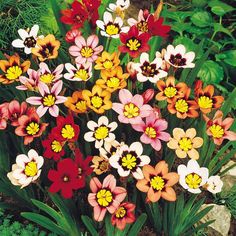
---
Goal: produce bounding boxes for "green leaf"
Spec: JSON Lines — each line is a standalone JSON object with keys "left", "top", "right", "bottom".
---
{"left": 221, "top": 88, "right": 236, "bottom": 114}
{"left": 105, "top": 215, "right": 115, "bottom": 236}
{"left": 213, "top": 23, "right": 234, "bottom": 38}
{"left": 191, "top": 11, "right": 212, "bottom": 28}
{"left": 208, "top": 0, "right": 235, "bottom": 16}
{"left": 127, "top": 213, "right": 147, "bottom": 236}
{"left": 81, "top": 216, "right": 99, "bottom": 236}
{"left": 216, "top": 50, "right": 236, "bottom": 67}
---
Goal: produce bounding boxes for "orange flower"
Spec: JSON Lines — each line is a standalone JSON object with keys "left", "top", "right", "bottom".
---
{"left": 0, "top": 54, "right": 30, "bottom": 84}
{"left": 64, "top": 91, "right": 87, "bottom": 113}
{"left": 32, "top": 34, "right": 60, "bottom": 61}
{"left": 82, "top": 85, "right": 112, "bottom": 114}
{"left": 136, "top": 161, "right": 179, "bottom": 202}
{"left": 156, "top": 76, "right": 187, "bottom": 102}
{"left": 94, "top": 51, "right": 120, "bottom": 71}
{"left": 91, "top": 155, "right": 110, "bottom": 175}
{"left": 96, "top": 66, "right": 129, "bottom": 93}
{"left": 167, "top": 88, "right": 199, "bottom": 119}
{"left": 194, "top": 80, "right": 224, "bottom": 114}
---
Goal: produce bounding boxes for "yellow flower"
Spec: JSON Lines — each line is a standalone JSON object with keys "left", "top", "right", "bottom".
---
{"left": 64, "top": 91, "right": 87, "bottom": 113}
{"left": 167, "top": 128, "right": 203, "bottom": 160}
{"left": 91, "top": 155, "right": 110, "bottom": 175}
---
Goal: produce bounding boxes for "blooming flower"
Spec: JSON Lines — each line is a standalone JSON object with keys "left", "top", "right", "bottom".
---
{"left": 65, "top": 29, "right": 82, "bottom": 43}
{"left": 7, "top": 149, "right": 44, "bottom": 188}
{"left": 111, "top": 202, "right": 135, "bottom": 230}
{"left": 119, "top": 25, "right": 151, "bottom": 58}
{"left": 164, "top": 44, "right": 195, "bottom": 68}
{"left": 112, "top": 89, "right": 153, "bottom": 124}
{"left": 167, "top": 128, "right": 203, "bottom": 160}
{"left": 88, "top": 174, "right": 127, "bottom": 221}
{"left": 69, "top": 35, "right": 103, "bottom": 64}
{"left": 99, "top": 140, "right": 123, "bottom": 159}
{"left": 109, "top": 142, "right": 150, "bottom": 179}
{"left": 177, "top": 159, "right": 209, "bottom": 194}
{"left": 136, "top": 161, "right": 179, "bottom": 202}
{"left": 26, "top": 81, "right": 67, "bottom": 117}
{"left": 107, "top": 0, "right": 130, "bottom": 17}
{"left": 91, "top": 155, "right": 110, "bottom": 175}
{"left": 84, "top": 116, "right": 117, "bottom": 149}
{"left": 204, "top": 176, "right": 223, "bottom": 194}
{"left": 0, "top": 102, "right": 9, "bottom": 130}
{"left": 132, "top": 52, "right": 168, "bottom": 83}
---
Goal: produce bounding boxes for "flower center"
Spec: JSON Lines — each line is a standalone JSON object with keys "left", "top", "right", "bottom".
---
{"left": 43, "top": 94, "right": 56, "bottom": 107}
{"left": 141, "top": 61, "right": 158, "bottom": 77}
{"left": 175, "top": 99, "right": 189, "bottom": 113}
{"left": 164, "top": 87, "right": 177, "bottom": 98}
{"left": 103, "top": 60, "right": 113, "bottom": 69}
{"left": 40, "top": 74, "right": 55, "bottom": 83}
{"left": 25, "top": 161, "right": 38, "bottom": 177}
{"left": 75, "top": 69, "right": 89, "bottom": 81}
{"left": 98, "top": 159, "right": 109, "bottom": 172}
{"left": 169, "top": 54, "right": 186, "bottom": 66}
{"left": 75, "top": 101, "right": 87, "bottom": 111}
{"left": 121, "top": 153, "right": 137, "bottom": 170}
{"left": 105, "top": 23, "right": 120, "bottom": 35}
{"left": 6, "top": 66, "right": 22, "bottom": 80}
{"left": 179, "top": 137, "right": 192, "bottom": 151}
{"left": 145, "top": 127, "right": 157, "bottom": 139}
{"left": 80, "top": 46, "right": 94, "bottom": 58}
{"left": 106, "top": 77, "right": 120, "bottom": 88}
{"left": 115, "top": 206, "right": 127, "bottom": 218}
{"left": 94, "top": 126, "right": 109, "bottom": 140}
{"left": 51, "top": 140, "right": 62, "bottom": 153}
{"left": 26, "top": 122, "right": 39, "bottom": 135}
{"left": 63, "top": 175, "right": 69, "bottom": 182}
{"left": 91, "top": 96, "right": 103, "bottom": 108}
{"left": 124, "top": 103, "right": 140, "bottom": 118}
{"left": 137, "top": 21, "right": 148, "bottom": 32}
{"left": 198, "top": 96, "right": 213, "bottom": 109}
{"left": 209, "top": 124, "right": 224, "bottom": 138}
{"left": 185, "top": 173, "right": 202, "bottom": 189}
{"left": 126, "top": 38, "right": 141, "bottom": 51}
{"left": 96, "top": 189, "right": 113, "bottom": 207}
{"left": 61, "top": 124, "right": 75, "bottom": 139}
{"left": 150, "top": 176, "right": 165, "bottom": 191}
{"left": 24, "top": 36, "right": 36, "bottom": 48}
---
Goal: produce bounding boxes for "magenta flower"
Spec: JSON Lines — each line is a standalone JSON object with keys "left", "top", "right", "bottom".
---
{"left": 112, "top": 89, "right": 153, "bottom": 124}
{"left": 0, "top": 102, "right": 9, "bottom": 130}
{"left": 26, "top": 81, "right": 67, "bottom": 117}
{"left": 132, "top": 112, "right": 170, "bottom": 151}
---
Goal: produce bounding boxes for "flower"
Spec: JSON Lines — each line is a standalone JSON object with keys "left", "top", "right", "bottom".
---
{"left": 65, "top": 29, "right": 82, "bottom": 43}
{"left": 204, "top": 176, "right": 223, "bottom": 194}
{"left": 12, "top": 24, "right": 42, "bottom": 54}
{"left": 64, "top": 91, "right": 88, "bottom": 114}
{"left": 164, "top": 44, "right": 195, "bottom": 68}
{"left": 167, "top": 128, "right": 203, "bottom": 160}
{"left": 0, "top": 102, "right": 9, "bottom": 130}
{"left": 194, "top": 80, "right": 224, "bottom": 114}
{"left": 91, "top": 155, "right": 110, "bottom": 175}
{"left": 83, "top": 0, "right": 101, "bottom": 26}
{"left": 82, "top": 85, "right": 112, "bottom": 114}
{"left": 119, "top": 25, "right": 151, "bottom": 58}
{"left": 88, "top": 174, "right": 127, "bottom": 221}
{"left": 156, "top": 76, "right": 187, "bottom": 102}
{"left": 7, "top": 149, "right": 44, "bottom": 188}
{"left": 64, "top": 63, "right": 92, "bottom": 82}
{"left": 96, "top": 12, "right": 129, "bottom": 38}
{"left": 177, "top": 159, "right": 209, "bottom": 194}
{"left": 84, "top": 116, "right": 117, "bottom": 149}
{"left": 26, "top": 81, "right": 67, "bottom": 117}
{"left": 167, "top": 88, "right": 199, "bottom": 119}
{"left": 109, "top": 142, "right": 150, "bottom": 179}
{"left": 204, "top": 110, "right": 236, "bottom": 145}
{"left": 32, "top": 34, "right": 60, "bottom": 61}
{"left": 107, "top": 0, "right": 130, "bottom": 17}
{"left": 0, "top": 54, "right": 30, "bottom": 84}
{"left": 99, "top": 140, "right": 123, "bottom": 159}
{"left": 132, "top": 52, "right": 168, "bottom": 83}
{"left": 111, "top": 202, "right": 135, "bottom": 230}
{"left": 142, "top": 88, "right": 155, "bottom": 104}
{"left": 132, "top": 112, "right": 170, "bottom": 151}
{"left": 15, "top": 111, "right": 48, "bottom": 145}
{"left": 69, "top": 35, "right": 103, "bottom": 64}
{"left": 112, "top": 89, "right": 153, "bottom": 124}
{"left": 136, "top": 161, "right": 179, "bottom": 202}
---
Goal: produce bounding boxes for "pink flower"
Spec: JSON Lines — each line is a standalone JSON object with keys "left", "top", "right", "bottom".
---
{"left": 142, "top": 89, "right": 155, "bottom": 104}
{"left": 88, "top": 174, "right": 127, "bottom": 222}
{"left": 0, "top": 102, "right": 9, "bottom": 130}
{"left": 112, "top": 89, "right": 153, "bottom": 124}
{"left": 65, "top": 29, "right": 82, "bottom": 43}
{"left": 69, "top": 35, "right": 103, "bottom": 64}
{"left": 26, "top": 81, "right": 67, "bottom": 117}
{"left": 132, "top": 112, "right": 170, "bottom": 151}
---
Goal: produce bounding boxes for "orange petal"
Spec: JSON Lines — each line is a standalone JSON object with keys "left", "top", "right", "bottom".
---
{"left": 147, "top": 188, "right": 161, "bottom": 202}
{"left": 164, "top": 173, "right": 179, "bottom": 186}
{"left": 155, "top": 161, "right": 168, "bottom": 176}
{"left": 136, "top": 179, "right": 149, "bottom": 192}
{"left": 161, "top": 187, "right": 176, "bottom": 201}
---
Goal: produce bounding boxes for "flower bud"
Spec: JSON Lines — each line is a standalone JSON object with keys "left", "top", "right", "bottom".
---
{"left": 126, "top": 62, "right": 137, "bottom": 81}
{"left": 142, "top": 89, "right": 155, "bottom": 104}
{"left": 65, "top": 29, "right": 81, "bottom": 43}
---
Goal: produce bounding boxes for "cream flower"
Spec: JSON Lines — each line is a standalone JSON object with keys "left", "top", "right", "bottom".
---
{"left": 107, "top": 0, "right": 130, "bottom": 13}
{"left": 205, "top": 176, "right": 223, "bottom": 194}
{"left": 99, "top": 140, "right": 123, "bottom": 159}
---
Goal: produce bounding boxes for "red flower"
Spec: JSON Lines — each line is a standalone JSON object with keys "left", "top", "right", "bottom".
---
{"left": 147, "top": 16, "right": 171, "bottom": 37}
{"left": 119, "top": 25, "right": 151, "bottom": 58}
{"left": 65, "top": 29, "right": 82, "bottom": 43}
{"left": 83, "top": 0, "right": 101, "bottom": 26}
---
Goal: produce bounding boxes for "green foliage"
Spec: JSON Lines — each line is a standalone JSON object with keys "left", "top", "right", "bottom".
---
{"left": 191, "top": 11, "right": 212, "bottom": 28}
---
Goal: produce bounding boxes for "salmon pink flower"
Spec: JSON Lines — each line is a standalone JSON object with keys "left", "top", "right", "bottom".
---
{"left": 141, "top": 89, "right": 155, "bottom": 104}
{"left": 88, "top": 174, "right": 127, "bottom": 221}
{"left": 0, "top": 102, "right": 9, "bottom": 130}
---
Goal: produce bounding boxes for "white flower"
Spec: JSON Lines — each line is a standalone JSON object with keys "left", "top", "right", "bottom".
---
{"left": 7, "top": 149, "right": 44, "bottom": 188}
{"left": 133, "top": 52, "right": 168, "bottom": 83}
{"left": 164, "top": 44, "right": 195, "bottom": 68}
{"left": 84, "top": 116, "right": 118, "bottom": 149}
{"left": 107, "top": 0, "right": 130, "bottom": 12}
{"left": 64, "top": 62, "right": 92, "bottom": 82}
{"left": 12, "top": 25, "right": 43, "bottom": 54}
{"left": 99, "top": 140, "right": 124, "bottom": 159}
{"left": 96, "top": 12, "right": 129, "bottom": 38}
{"left": 205, "top": 176, "right": 223, "bottom": 194}
{"left": 177, "top": 159, "right": 209, "bottom": 194}
{"left": 109, "top": 142, "right": 150, "bottom": 179}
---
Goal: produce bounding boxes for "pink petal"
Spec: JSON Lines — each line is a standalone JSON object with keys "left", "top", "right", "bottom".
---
{"left": 36, "top": 105, "right": 48, "bottom": 117}
{"left": 154, "top": 119, "right": 168, "bottom": 131}
{"left": 88, "top": 193, "right": 98, "bottom": 207}
{"left": 55, "top": 96, "right": 67, "bottom": 104}
{"left": 140, "top": 134, "right": 151, "bottom": 144}
{"left": 102, "top": 174, "right": 116, "bottom": 191}
{"left": 129, "top": 116, "right": 143, "bottom": 125}
{"left": 113, "top": 187, "right": 127, "bottom": 202}
{"left": 94, "top": 206, "right": 106, "bottom": 222}
{"left": 112, "top": 103, "right": 124, "bottom": 114}
{"left": 69, "top": 45, "right": 81, "bottom": 57}
{"left": 49, "top": 105, "right": 59, "bottom": 117}
{"left": 53, "top": 64, "right": 64, "bottom": 76}
{"left": 119, "top": 89, "right": 132, "bottom": 104}
{"left": 87, "top": 35, "right": 98, "bottom": 48}
{"left": 224, "top": 131, "right": 236, "bottom": 141}
{"left": 131, "top": 94, "right": 144, "bottom": 107}
{"left": 26, "top": 97, "right": 42, "bottom": 105}
{"left": 132, "top": 122, "right": 145, "bottom": 132}
{"left": 158, "top": 131, "right": 171, "bottom": 141}
{"left": 51, "top": 80, "right": 63, "bottom": 95}
{"left": 90, "top": 177, "right": 102, "bottom": 193}
{"left": 150, "top": 139, "right": 162, "bottom": 151}
{"left": 75, "top": 36, "right": 86, "bottom": 48}
{"left": 140, "top": 104, "right": 152, "bottom": 117}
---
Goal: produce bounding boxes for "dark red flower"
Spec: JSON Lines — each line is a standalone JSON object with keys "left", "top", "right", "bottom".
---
{"left": 83, "top": 0, "right": 101, "bottom": 26}
{"left": 119, "top": 25, "right": 151, "bottom": 58}
{"left": 147, "top": 16, "right": 171, "bottom": 37}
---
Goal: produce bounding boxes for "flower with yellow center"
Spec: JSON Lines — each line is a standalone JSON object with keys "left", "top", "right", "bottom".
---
{"left": 75, "top": 69, "right": 89, "bottom": 81}
{"left": 175, "top": 99, "right": 189, "bottom": 113}
{"left": 209, "top": 124, "right": 224, "bottom": 138}
{"left": 40, "top": 74, "right": 55, "bottom": 84}
{"left": 26, "top": 122, "right": 40, "bottom": 135}
{"left": 96, "top": 189, "right": 113, "bottom": 207}
{"left": 121, "top": 154, "right": 137, "bottom": 170}
{"left": 198, "top": 96, "right": 213, "bottom": 109}
{"left": 91, "top": 156, "right": 110, "bottom": 175}
{"left": 25, "top": 161, "right": 38, "bottom": 177}
{"left": 94, "top": 126, "right": 109, "bottom": 140}
{"left": 80, "top": 46, "right": 94, "bottom": 58}
{"left": 105, "top": 23, "right": 120, "bottom": 36}
{"left": 178, "top": 137, "right": 192, "bottom": 152}
{"left": 185, "top": 173, "right": 202, "bottom": 189}
{"left": 51, "top": 140, "right": 63, "bottom": 153}
{"left": 115, "top": 206, "right": 126, "bottom": 218}
{"left": 43, "top": 94, "right": 56, "bottom": 107}
{"left": 124, "top": 103, "right": 140, "bottom": 118}
{"left": 6, "top": 66, "right": 23, "bottom": 81}
{"left": 150, "top": 176, "right": 165, "bottom": 191}
{"left": 164, "top": 87, "right": 177, "bottom": 98}
{"left": 126, "top": 38, "right": 141, "bottom": 51}
{"left": 61, "top": 124, "right": 75, "bottom": 139}
{"left": 145, "top": 127, "right": 157, "bottom": 139}
{"left": 95, "top": 51, "right": 120, "bottom": 71}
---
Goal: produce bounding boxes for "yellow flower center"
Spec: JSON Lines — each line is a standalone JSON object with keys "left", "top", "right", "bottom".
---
{"left": 43, "top": 94, "right": 56, "bottom": 107}
{"left": 115, "top": 206, "right": 126, "bottom": 218}
{"left": 209, "top": 124, "right": 224, "bottom": 138}
{"left": 75, "top": 101, "right": 87, "bottom": 111}
{"left": 121, "top": 153, "right": 137, "bottom": 170}
{"left": 198, "top": 96, "right": 213, "bottom": 109}
{"left": 137, "top": 21, "right": 149, "bottom": 32}
{"left": 40, "top": 74, "right": 55, "bottom": 83}
{"left": 105, "top": 24, "right": 120, "bottom": 35}
{"left": 126, "top": 38, "right": 141, "bottom": 51}
{"left": 103, "top": 60, "right": 113, "bottom": 69}
{"left": 91, "top": 96, "right": 103, "bottom": 108}
{"left": 145, "top": 127, "right": 157, "bottom": 139}
{"left": 150, "top": 176, "right": 165, "bottom": 191}
{"left": 25, "top": 161, "right": 38, "bottom": 177}
{"left": 185, "top": 173, "right": 202, "bottom": 189}
{"left": 51, "top": 140, "right": 62, "bottom": 153}
{"left": 179, "top": 137, "right": 192, "bottom": 151}
{"left": 124, "top": 103, "right": 140, "bottom": 118}
{"left": 6, "top": 66, "right": 23, "bottom": 80}
{"left": 26, "top": 122, "right": 39, "bottom": 135}
{"left": 80, "top": 46, "right": 94, "bottom": 58}
{"left": 94, "top": 126, "right": 109, "bottom": 140}
{"left": 75, "top": 69, "right": 89, "bottom": 81}
{"left": 96, "top": 189, "right": 113, "bottom": 207}
{"left": 61, "top": 124, "right": 75, "bottom": 139}
{"left": 164, "top": 87, "right": 177, "bottom": 98}
{"left": 175, "top": 99, "right": 188, "bottom": 113}
{"left": 106, "top": 77, "right": 120, "bottom": 88}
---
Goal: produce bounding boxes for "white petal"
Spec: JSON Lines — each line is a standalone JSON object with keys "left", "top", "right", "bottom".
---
{"left": 174, "top": 44, "right": 186, "bottom": 56}
{"left": 140, "top": 53, "right": 149, "bottom": 64}
{"left": 29, "top": 24, "right": 39, "bottom": 37}
{"left": 98, "top": 116, "right": 109, "bottom": 126}
{"left": 16, "top": 154, "right": 29, "bottom": 168}
{"left": 132, "top": 168, "right": 144, "bottom": 179}
{"left": 84, "top": 131, "right": 95, "bottom": 142}
{"left": 12, "top": 39, "right": 25, "bottom": 48}
{"left": 28, "top": 149, "right": 38, "bottom": 160}
{"left": 18, "top": 29, "right": 29, "bottom": 40}
{"left": 130, "top": 142, "right": 143, "bottom": 156}
{"left": 87, "top": 120, "right": 98, "bottom": 130}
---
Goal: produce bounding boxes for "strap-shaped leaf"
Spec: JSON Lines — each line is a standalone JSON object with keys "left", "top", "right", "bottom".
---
{"left": 127, "top": 213, "right": 147, "bottom": 236}
{"left": 81, "top": 215, "right": 99, "bottom": 236}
